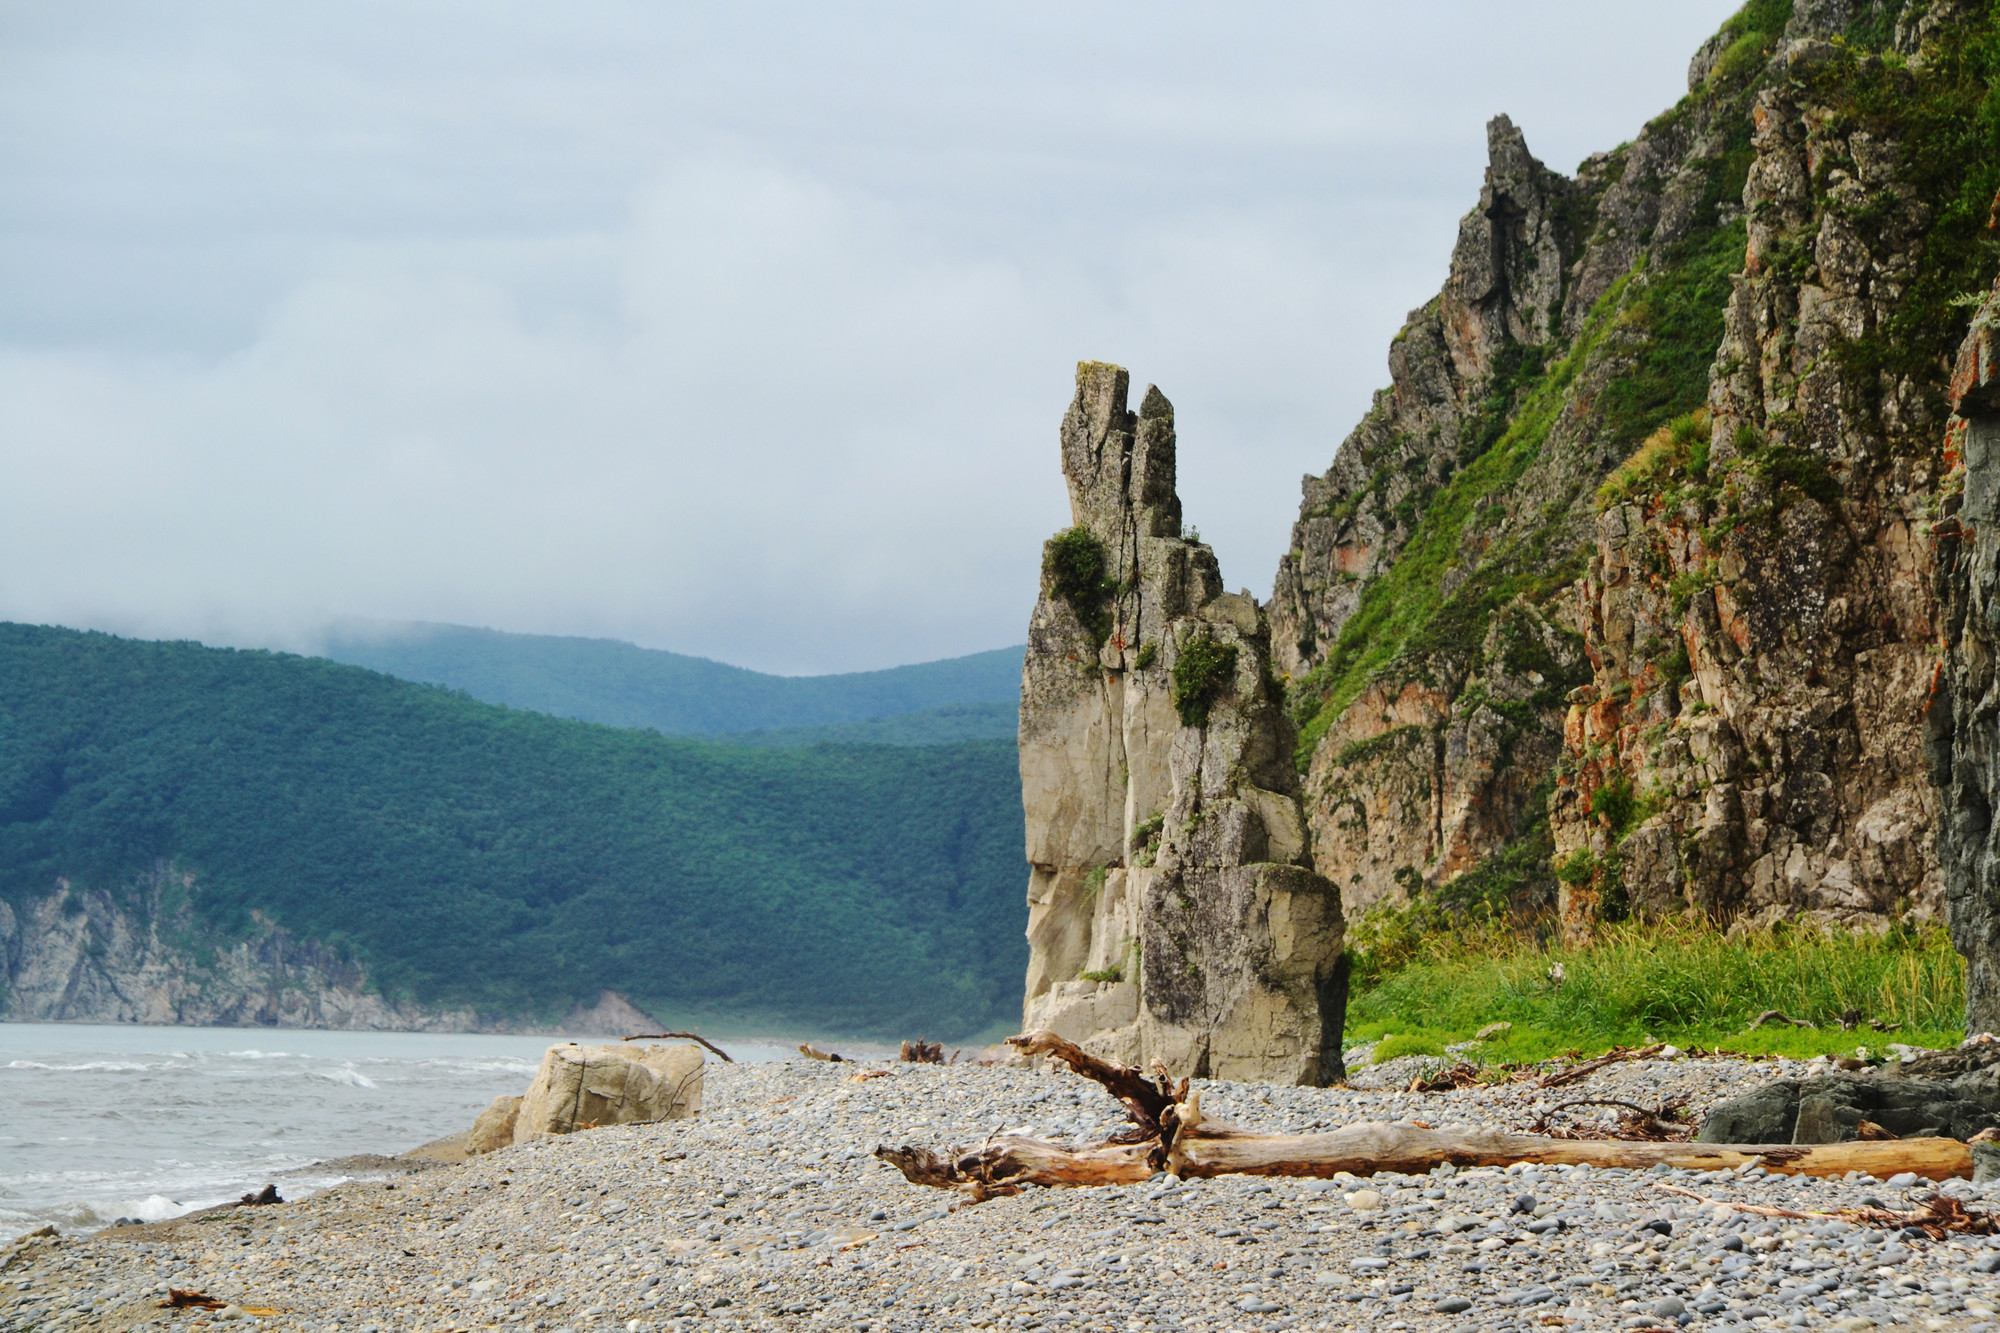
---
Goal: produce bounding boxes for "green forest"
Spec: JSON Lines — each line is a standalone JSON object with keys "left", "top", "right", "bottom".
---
{"left": 0, "top": 623, "right": 1027, "bottom": 1039}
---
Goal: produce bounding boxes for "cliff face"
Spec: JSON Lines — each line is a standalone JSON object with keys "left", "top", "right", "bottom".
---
{"left": 1272, "top": 0, "right": 1997, "bottom": 940}
{"left": 1931, "top": 279, "right": 2000, "bottom": 1032}
{"left": 0, "top": 866, "right": 653, "bottom": 1033}
{"left": 1020, "top": 364, "right": 1344, "bottom": 1085}
{"left": 1550, "top": 2, "right": 1976, "bottom": 936}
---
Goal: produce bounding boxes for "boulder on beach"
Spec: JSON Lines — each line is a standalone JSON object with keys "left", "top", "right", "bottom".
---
{"left": 512, "top": 1042, "right": 704, "bottom": 1145}
{"left": 1698, "top": 1064, "right": 2000, "bottom": 1144}
{"left": 468, "top": 1095, "right": 523, "bottom": 1154}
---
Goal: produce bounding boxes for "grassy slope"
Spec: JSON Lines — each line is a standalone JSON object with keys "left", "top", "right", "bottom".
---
{"left": 318, "top": 621, "right": 1025, "bottom": 736}
{"left": 1286, "top": 0, "right": 1806, "bottom": 766}
{"left": 0, "top": 623, "right": 1026, "bottom": 1040}
{"left": 1346, "top": 921, "right": 1962, "bottom": 1065}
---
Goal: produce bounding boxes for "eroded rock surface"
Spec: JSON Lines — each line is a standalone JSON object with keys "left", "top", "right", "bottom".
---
{"left": 513, "top": 1043, "right": 705, "bottom": 1144}
{"left": 1549, "top": 25, "right": 1957, "bottom": 937}
{"left": 0, "top": 867, "right": 479, "bottom": 1030}
{"left": 1020, "top": 364, "right": 1343, "bottom": 1084}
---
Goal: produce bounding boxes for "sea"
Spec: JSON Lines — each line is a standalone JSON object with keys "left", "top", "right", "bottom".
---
{"left": 0, "top": 1022, "right": 805, "bottom": 1243}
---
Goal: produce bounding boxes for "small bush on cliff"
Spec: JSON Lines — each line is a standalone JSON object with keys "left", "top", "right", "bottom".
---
{"left": 1586, "top": 770, "right": 1648, "bottom": 838}
{"left": 1745, "top": 440, "right": 1843, "bottom": 507}
{"left": 1170, "top": 632, "right": 1238, "bottom": 728}
{"left": 1043, "top": 526, "right": 1118, "bottom": 645}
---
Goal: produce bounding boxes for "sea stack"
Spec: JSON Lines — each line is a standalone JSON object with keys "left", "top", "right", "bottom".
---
{"left": 1018, "top": 361, "right": 1346, "bottom": 1085}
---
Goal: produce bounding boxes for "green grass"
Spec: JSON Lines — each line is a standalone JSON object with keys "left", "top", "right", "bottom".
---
{"left": 1288, "top": 275, "right": 1634, "bottom": 764}
{"left": 1346, "top": 915, "right": 1963, "bottom": 1065}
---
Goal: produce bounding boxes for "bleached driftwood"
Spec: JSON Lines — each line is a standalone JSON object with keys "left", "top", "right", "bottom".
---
{"left": 871, "top": 1031, "right": 1973, "bottom": 1200}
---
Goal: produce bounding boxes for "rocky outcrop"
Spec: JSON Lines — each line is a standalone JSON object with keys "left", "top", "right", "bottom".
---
{"left": 1548, "top": 13, "right": 1972, "bottom": 936}
{"left": 1271, "top": 97, "right": 1728, "bottom": 920}
{"left": 0, "top": 868, "right": 477, "bottom": 1029}
{"left": 1268, "top": 115, "right": 1585, "bottom": 691}
{"left": 1930, "top": 279, "right": 2000, "bottom": 1031}
{"left": 512, "top": 1042, "right": 704, "bottom": 1143}
{"left": 1020, "top": 363, "right": 1344, "bottom": 1084}
{"left": 1272, "top": 2, "right": 1990, "bottom": 946}
{"left": 0, "top": 867, "right": 663, "bottom": 1033}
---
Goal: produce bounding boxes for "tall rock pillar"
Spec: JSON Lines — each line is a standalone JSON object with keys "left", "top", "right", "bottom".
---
{"left": 1930, "top": 280, "right": 2000, "bottom": 1034}
{"left": 1019, "top": 362, "right": 1346, "bottom": 1084}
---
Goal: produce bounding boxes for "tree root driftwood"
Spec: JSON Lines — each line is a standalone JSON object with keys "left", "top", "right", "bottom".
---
{"left": 871, "top": 1031, "right": 1975, "bottom": 1203}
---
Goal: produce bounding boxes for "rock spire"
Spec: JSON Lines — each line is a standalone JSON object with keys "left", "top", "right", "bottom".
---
{"left": 1018, "top": 363, "right": 1345, "bottom": 1084}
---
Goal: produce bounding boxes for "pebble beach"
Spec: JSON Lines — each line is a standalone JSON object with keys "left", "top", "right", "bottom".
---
{"left": 7, "top": 1049, "right": 2000, "bottom": 1333}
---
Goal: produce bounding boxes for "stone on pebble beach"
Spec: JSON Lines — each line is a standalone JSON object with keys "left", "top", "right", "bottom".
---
{"left": 513, "top": 1041, "right": 704, "bottom": 1144}
{"left": 468, "top": 1094, "right": 523, "bottom": 1154}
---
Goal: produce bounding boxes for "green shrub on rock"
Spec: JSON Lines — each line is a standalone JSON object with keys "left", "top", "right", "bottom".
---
{"left": 1170, "top": 632, "right": 1238, "bottom": 728}
{"left": 1042, "top": 526, "right": 1118, "bottom": 646}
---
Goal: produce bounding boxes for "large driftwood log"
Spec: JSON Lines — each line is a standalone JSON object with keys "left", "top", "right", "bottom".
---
{"left": 871, "top": 1031, "right": 1973, "bottom": 1199}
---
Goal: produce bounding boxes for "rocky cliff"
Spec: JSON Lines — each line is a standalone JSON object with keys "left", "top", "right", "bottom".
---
{"left": 0, "top": 865, "right": 658, "bottom": 1033}
{"left": 1019, "top": 364, "right": 1345, "bottom": 1084}
{"left": 1270, "top": 0, "right": 1999, "bottom": 944}
{"left": 1931, "top": 278, "right": 2000, "bottom": 1032}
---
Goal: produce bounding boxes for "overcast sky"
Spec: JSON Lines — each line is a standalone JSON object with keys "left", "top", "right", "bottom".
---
{"left": 1, "top": 1, "right": 1743, "bottom": 674}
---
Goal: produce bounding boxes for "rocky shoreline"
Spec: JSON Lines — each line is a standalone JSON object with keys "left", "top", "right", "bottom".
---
{"left": 8, "top": 1050, "right": 2000, "bottom": 1332}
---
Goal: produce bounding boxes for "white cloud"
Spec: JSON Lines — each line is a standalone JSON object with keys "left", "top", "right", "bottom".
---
{"left": 0, "top": 0, "right": 1743, "bottom": 672}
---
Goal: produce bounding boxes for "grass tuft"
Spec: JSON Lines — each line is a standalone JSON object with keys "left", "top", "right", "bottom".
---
{"left": 1596, "top": 410, "right": 1712, "bottom": 511}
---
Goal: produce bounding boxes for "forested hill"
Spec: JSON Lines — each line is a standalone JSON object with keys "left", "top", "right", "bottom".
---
{"left": 0, "top": 623, "right": 1026, "bottom": 1038}
{"left": 316, "top": 620, "right": 1025, "bottom": 736}
{"left": 698, "top": 702, "right": 1018, "bottom": 749}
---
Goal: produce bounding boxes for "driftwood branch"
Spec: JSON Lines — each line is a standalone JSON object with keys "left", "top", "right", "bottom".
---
{"left": 1534, "top": 1096, "right": 1693, "bottom": 1141}
{"left": 1539, "top": 1044, "right": 1665, "bottom": 1088}
{"left": 874, "top": 1123, "right": 1972, "bottom": 1196}
{"left": 1654, "top": 1182, "right": 1998, "bottom": 1237}
{"left": 872, "top": 1030, "right": 1975, "bottom": 1202}
{"left": 1007, "top": 1030, "right": 1184, "bottom": 1139}
{"left": 622, "top": 1031, "right": 734, "bottom": 1063}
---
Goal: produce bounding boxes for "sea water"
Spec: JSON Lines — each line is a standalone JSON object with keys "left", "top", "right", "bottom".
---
{"left": 0, "top": 1022, "right": 798, "bottom": 1242}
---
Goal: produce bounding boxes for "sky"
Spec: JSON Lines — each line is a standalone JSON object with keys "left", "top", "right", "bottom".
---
{"left": 1, "top": 1, "right": 1745, "bottom": 675}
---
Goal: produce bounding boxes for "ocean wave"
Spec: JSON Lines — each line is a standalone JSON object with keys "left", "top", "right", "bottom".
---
{"left": 122, "top": 1193, "right": 196, "bottom": 1223}
{"left": 313, "top": 1066, "right": 379, "bottom": 1089}
{"left": 3, "top": 1059, "right": 160, "bottom": 1073}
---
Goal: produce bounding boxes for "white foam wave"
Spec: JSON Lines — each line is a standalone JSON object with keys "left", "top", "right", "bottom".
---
{"left": 3, "top": 1059, "right": 158, "bottom": 1073}
{"left": 123, "top": 1194, "right": 194, "bottom": 1223}
{"left": 313, "top": 1066, "right": 379, "bottom": 1089}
